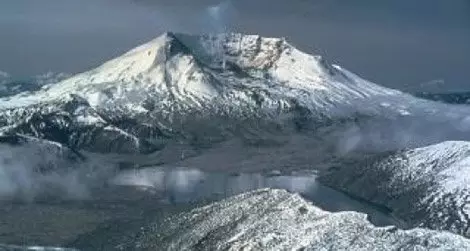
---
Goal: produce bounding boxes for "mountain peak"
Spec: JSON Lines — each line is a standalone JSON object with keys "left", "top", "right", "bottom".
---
{"left": 117, "top": 31, "right": 290, "bottom": 72}
{"left": 0, "top": 31, "right": 404, "bottom": 115}
{"left": 169, "top": 32, "right": 288, "bottom": 70}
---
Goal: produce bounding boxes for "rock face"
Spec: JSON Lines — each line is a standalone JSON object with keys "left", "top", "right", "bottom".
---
{"left": 320, "top": 141, "right": 470, "bottom": 238}
{"left": 129, "top": 189, "right": 470, "bottom": 251}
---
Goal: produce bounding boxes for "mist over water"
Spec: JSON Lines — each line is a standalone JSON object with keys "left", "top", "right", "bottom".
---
{"left": 0, "top": 143, "right": 114, "bottom": 202}
{"left": 111, "top": 167, "right": 397, "bottom": 226}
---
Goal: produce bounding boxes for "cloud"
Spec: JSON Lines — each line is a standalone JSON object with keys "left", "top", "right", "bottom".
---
{"left": 206, "top": 0, "right": 236, "bottom": 33}
{"left": 0, "top": 71, "right": 9, "bottom": 79}
{"left": 111, "top": 167, "right": 205, "bottom": 194}
{"left": 0, "top": 142, "right": 113, "bottom": 202}
{"left": 333, "top": 95, "right": 470, "bottom": 154}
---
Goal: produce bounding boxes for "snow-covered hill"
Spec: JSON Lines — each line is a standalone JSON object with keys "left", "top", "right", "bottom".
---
{"left": 320, "top": 140, "right": 470, "bottom": 238}
{"left": 130, "top": 189, "right": 470, "bottom": 250}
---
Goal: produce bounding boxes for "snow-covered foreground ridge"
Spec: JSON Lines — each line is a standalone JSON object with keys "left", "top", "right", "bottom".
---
{"left": 131, "top": 189, "right": 470, "bottom": 250}
{"left": 321, "top": 140, "right": 470, "bottom": 238}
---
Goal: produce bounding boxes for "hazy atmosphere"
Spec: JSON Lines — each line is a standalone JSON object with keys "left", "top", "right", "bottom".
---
{"left": 1, "top": 0, "right": 470, "bottom": 92}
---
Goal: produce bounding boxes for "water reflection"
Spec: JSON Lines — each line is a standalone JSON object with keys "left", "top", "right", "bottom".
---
{"left": 111, "top": 167, "right": 400, "bottom": 227}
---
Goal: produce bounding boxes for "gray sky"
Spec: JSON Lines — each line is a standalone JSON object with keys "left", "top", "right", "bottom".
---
{"left": 1, "top": 0, "right": 469, "bottom": 92}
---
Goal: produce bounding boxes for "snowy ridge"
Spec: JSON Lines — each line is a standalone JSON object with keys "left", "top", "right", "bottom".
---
{"left": 401, "top": 141, "right": 470, "bottom": 195}
{"left": 131, "top": 189, "right": 470, "bottom": 250}
{"left": 396, "top": 141, "right": 470, "bottom": 237}
{"left": 320, "top": 140, "right": 470, "bottom": 238}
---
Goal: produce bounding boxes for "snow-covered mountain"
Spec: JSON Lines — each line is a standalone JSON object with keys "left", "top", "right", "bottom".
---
{"left": 1, "top": 32, "right": 470, "bottom": 240}
{"left": 0, "top": 33, "right": 404, "bottom": 111}
{"left": 320, "top": 140, "right": 470, "bottom": 238}
{"left": 129, "top": 189, "right": 470, "bottom": 250}
{"left": 0, "top": 32, "right": 453, "bottom": 154}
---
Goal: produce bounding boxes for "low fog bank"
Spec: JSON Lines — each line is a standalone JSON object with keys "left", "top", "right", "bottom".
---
{"left": 111, "top": 167, "right": 318, "bottom": 199}
{"left": 319, "top": 91, "right": 470, "bottom": 155}
{"left": 0, "top": 143, "right": 114, "bottom": 202}
{"left": 111, "top": 167, "right": 397, "bottom": 225}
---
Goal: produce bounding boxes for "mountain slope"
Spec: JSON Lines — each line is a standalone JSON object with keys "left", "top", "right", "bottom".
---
{"left": 130, "top": 189, "right": 470, "bottom": 251}
{"left": 320, "top": 140, "right": 470, "bottom": 238}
